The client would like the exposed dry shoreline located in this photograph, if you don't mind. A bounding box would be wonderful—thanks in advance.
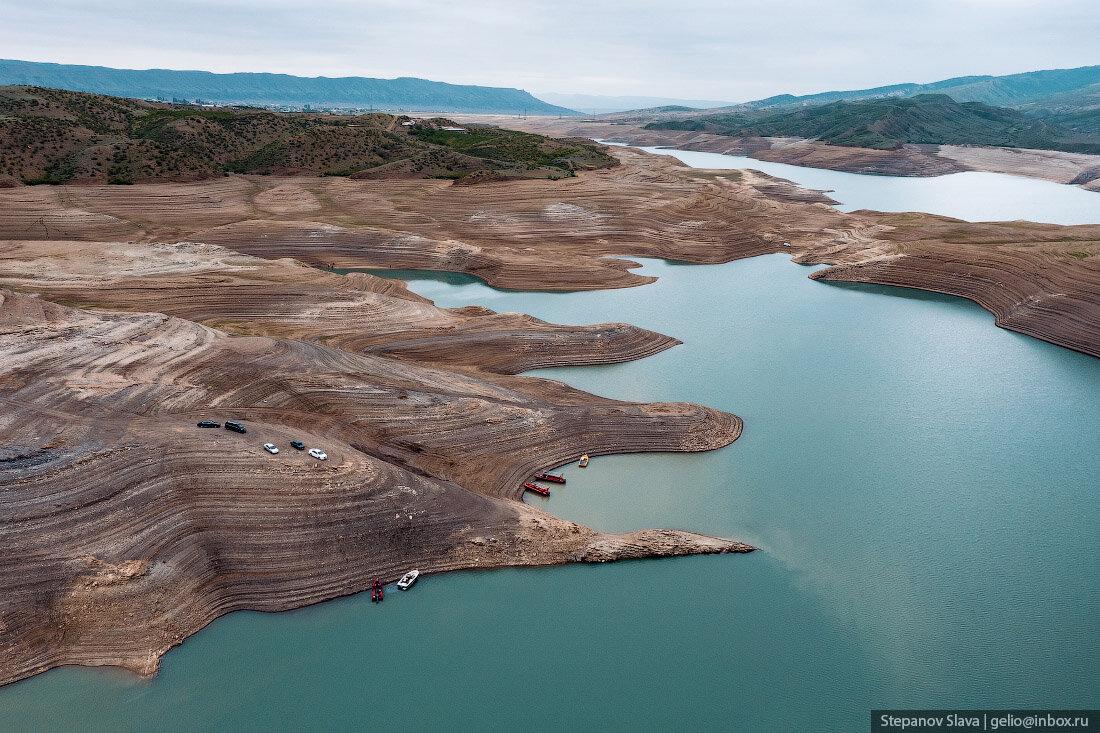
[0,287,748,687]
[3,140,1099,688]
[466,114,1100,189]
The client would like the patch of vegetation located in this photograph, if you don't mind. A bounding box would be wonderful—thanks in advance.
[0,86,615,184]
[704,171,743,182]
[411,123,615,173]
[321,167,366,177]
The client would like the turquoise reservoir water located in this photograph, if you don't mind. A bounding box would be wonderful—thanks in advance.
[627,145,1100,225]
[3,254,1097,732]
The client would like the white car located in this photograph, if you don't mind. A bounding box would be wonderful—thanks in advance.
[263,443,279,454]
[308,448,327,460]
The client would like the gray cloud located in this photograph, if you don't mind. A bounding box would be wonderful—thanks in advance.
[1,0,1097,101]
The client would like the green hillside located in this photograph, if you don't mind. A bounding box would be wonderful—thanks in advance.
[647,95,1100,153]
[712,65,1100,116]
[0,86,614,185]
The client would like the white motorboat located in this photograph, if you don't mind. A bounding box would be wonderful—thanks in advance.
[396,569,420,590]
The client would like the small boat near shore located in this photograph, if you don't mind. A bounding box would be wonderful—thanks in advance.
[396,569,420,590]
[533,472,565,484]
[371,578,383,602]
[578,454,589,467]
[523,481,549,496]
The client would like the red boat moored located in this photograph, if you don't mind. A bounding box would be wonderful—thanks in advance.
[523,482,549,496]
[371,578,383,602]
[533,472,566,484]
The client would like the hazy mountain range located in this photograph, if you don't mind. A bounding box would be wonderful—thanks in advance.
[717,65,1100,113]
[0,59,577,115]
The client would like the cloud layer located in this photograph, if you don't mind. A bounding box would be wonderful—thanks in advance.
[3,0,1097,101]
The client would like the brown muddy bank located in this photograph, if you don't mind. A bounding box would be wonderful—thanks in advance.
[0,289,748,687]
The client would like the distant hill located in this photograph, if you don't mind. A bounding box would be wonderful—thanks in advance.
[534,92,734,115]
[0,59,578,115]
[0,86,614,185]
[648,94,1100,154]
[715,65,1100,115]
[1018,83,1100,135]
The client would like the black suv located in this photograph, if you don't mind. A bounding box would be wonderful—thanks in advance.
[224,420,247,434]
[197,420,220,428]
[290,440,306,450]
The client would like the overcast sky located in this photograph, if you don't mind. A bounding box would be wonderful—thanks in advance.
[3,0,1098,102]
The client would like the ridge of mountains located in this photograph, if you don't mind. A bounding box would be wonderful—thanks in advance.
[0,59,577,115]
[647,93,1100,154]
[720,65,1100,114]
[630,66,1100,155]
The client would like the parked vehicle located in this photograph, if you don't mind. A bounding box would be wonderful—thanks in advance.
[290,440,305,450]
[224,421,247,433]
[197,420,220,428]
[263,443,279,454]
[308,448,327,460]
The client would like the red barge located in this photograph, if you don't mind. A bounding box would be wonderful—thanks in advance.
[533,472,566,484]
[523,482,549,496]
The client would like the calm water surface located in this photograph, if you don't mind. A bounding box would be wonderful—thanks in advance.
[625,144,1100,225]
[3,255,1097,732]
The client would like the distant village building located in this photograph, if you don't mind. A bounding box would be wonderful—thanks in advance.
[441,126,467,133]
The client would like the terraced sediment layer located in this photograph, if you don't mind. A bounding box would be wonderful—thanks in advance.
[0,240,679,374]
[2,145,1096,356]
[0,289,747,687]
[799,216,1100,357]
